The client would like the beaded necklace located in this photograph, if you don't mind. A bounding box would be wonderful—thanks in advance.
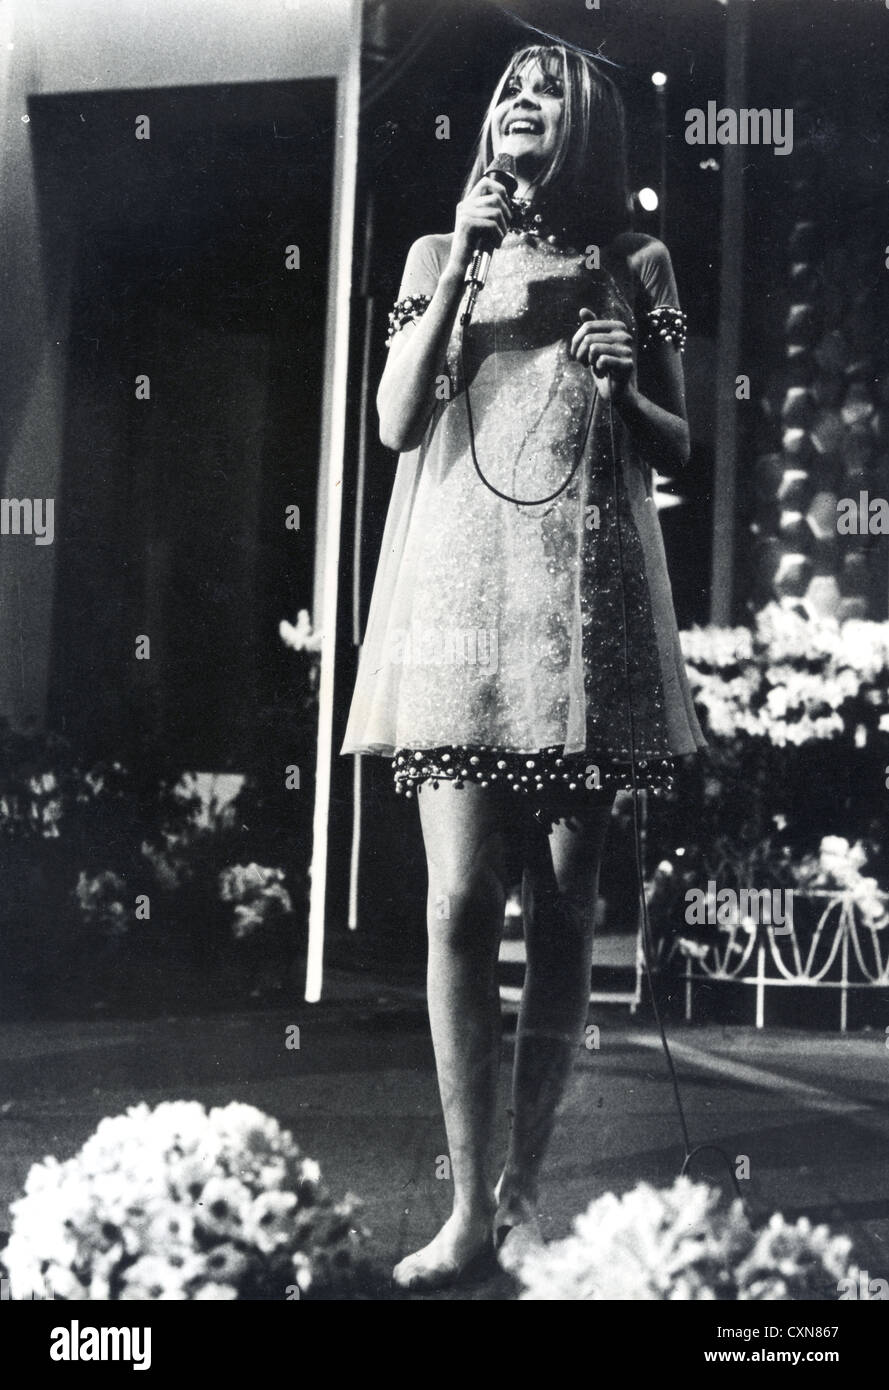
[507,195,577,251]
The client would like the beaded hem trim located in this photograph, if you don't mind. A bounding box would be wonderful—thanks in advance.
[642,305,687,353]
[386,294,432,346]
[392,745,675,798]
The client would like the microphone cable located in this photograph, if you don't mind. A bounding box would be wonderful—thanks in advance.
[459,335,594,507]
[604,382,746,1208]
[460,282,747,1210]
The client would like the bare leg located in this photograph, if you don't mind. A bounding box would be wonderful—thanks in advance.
[392,780,510,1290]
[496,796,615,1254]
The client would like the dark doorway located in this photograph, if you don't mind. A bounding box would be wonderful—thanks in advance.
[31,80,334,769]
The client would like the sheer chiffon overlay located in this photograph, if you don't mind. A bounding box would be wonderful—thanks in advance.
[341,228,705,775]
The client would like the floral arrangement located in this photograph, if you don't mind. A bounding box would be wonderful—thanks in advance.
[140,771,242,892]
[0,721,129,845]
[793,836,889,930]
[515,1177,855,1301]
[646,600,889,936]
[0,722,313,1015]
[279,608,323,656]
[218,863,293,940]
[279,609,322,700]
[679,601,889,748]
[73,870,128,937]
[3,1101,375,1301]
[0,769,64,839]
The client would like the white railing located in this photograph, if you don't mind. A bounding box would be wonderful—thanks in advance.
[674,889,889,1031]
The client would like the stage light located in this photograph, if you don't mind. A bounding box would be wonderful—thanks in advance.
[651,71,668,89]
[637,187,659,212]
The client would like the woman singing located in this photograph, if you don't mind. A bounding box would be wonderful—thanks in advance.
[342,42,705,1291]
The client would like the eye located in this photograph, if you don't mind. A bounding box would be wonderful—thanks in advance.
[502,70,562,101]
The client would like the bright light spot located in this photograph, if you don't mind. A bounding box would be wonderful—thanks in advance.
[651,71,668,89]
[637,187,659,212]
[654,485,685,512]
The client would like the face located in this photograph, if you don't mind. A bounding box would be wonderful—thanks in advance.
[491,57,565,181]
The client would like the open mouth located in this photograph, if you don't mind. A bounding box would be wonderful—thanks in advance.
[503,118,543,136]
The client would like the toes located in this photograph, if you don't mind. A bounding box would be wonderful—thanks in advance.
[392,1256,457,1292]
[392,1238,497,1291]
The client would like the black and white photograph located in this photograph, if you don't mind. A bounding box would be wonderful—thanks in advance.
[1,0,888,1341]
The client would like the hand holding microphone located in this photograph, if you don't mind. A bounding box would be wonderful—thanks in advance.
[570,310,635,402]
[449,154,517,324]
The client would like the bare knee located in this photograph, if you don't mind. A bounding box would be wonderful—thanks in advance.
[524,876,594,947]
[426,873,505,953]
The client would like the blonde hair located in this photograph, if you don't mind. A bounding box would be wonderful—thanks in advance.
[462,44,629,247]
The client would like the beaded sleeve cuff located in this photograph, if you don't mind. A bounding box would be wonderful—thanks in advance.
[386,293,432,346]
[642,306,687,353]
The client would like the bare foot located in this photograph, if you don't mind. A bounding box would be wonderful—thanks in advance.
[494,1173,538,1228]
[495,1214,545,1273]
[392,1210,496,1292]
[494,1179,545,1273]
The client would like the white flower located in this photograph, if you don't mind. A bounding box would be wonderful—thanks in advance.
[84,768,106,796]
[680,602,889,751]
[118,1255,191,1300]
[515,1178,853,1301]
[4,1101,367,1301]
[680,624,754,668]
[792,839,889,927]
[195,1177,249,1240]
[735,1213,853,1300]
[218,864,293,940]
[677,938,710,961]
[73,870,128,929]
[279,609,323,653]
[244,1191,299,1254]
[765,685,789,719]
[855,879,889,930]
[837,620,889,683]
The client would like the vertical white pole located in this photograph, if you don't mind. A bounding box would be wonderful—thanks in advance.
[840,918,849,1034]
[346,275,376,934]
[755,942,765,1029]
[348,752,362,930]
[305,2,363,1001]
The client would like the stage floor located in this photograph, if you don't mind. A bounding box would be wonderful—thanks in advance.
[2,965,887,1300]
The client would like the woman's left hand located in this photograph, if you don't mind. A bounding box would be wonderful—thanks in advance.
[569,311,635,401]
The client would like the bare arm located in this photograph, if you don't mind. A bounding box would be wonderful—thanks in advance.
[570,237,691,471]
[376,264,467,453]
[570,277,690,473]
[616,339,690,470]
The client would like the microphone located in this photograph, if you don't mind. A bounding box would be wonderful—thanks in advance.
[461,154,518,324]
